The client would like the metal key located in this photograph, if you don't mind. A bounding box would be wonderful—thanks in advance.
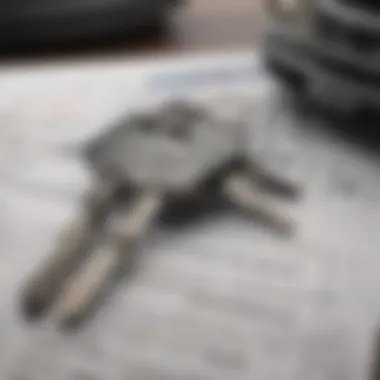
[21,100,301,327]
[21,181,117,320]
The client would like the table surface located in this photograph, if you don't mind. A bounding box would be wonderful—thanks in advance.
[0,52,380,380]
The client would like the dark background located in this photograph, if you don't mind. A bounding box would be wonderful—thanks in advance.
[0,0,260,64]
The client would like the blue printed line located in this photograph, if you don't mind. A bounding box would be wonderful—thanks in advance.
[147,62,263,92]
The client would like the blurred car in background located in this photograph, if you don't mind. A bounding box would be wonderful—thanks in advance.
[263,0,380,117]
[0,0,182,47]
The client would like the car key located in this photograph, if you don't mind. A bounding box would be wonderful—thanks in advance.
[21,100,301,327]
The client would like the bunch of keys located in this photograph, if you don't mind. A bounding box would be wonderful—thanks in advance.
[21,100,301,328]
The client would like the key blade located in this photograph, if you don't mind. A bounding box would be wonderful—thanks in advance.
[224,173,295,237]
[50,191,164,328]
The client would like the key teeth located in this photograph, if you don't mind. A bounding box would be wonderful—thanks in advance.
[224,173,298,237]
[247,160,303,201]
